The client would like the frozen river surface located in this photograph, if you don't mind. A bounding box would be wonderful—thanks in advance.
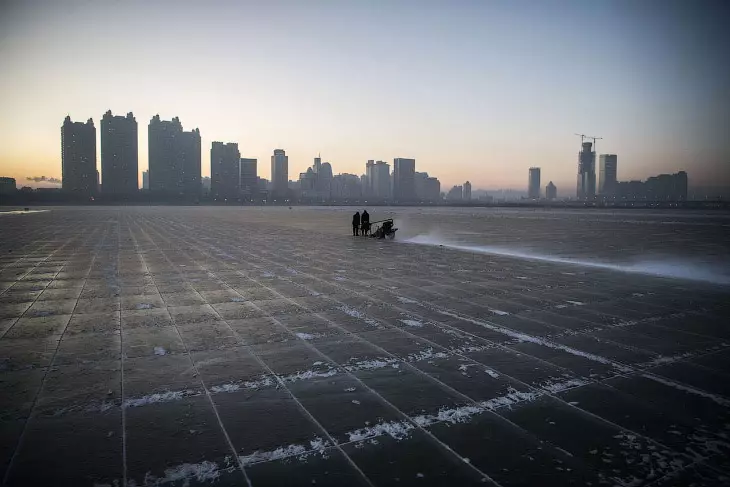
[0,206,729,486]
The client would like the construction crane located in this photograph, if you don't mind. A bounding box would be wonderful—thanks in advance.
[574,133,603,153]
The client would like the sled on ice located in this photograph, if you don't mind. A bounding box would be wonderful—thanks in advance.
[369,219,398,239]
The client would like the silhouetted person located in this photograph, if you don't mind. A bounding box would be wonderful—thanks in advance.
[361,210,370,236]
[352,211,360,236]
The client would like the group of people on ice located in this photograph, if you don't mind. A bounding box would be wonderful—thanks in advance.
[352,210,370,236]
[352,210,396,239]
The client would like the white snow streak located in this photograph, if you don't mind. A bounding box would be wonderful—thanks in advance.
[239,437,331,466]
[345,357,400,371]
[400,319,423,328]
[140,460,221,486]
[436,309,632,372]
[642,374,730,406]
[347,420,415,442]
[123,390,199,408]
[489,309,510,316]
[539,377,590,393]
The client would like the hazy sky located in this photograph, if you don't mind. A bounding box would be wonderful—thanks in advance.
[0,0,727,192]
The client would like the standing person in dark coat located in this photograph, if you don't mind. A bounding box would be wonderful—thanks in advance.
[352,211,360,236]
[361,210,370,236]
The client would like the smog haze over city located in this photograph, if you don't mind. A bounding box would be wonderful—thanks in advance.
[2,2,730,487]
[0,0,728,194]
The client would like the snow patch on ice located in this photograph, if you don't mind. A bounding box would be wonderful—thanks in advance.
[489,309,510,316]
[239,444,306,466]
[345,357,400,371]
[296,332,315,340]
[412,389,541,428]
[485,369,500,379]
[153,346,167,356]
[347,420,415,442]
[566,300,585,306]
[136,303,154,310]
[210,376,275,393]
[400,319,423,328]
[406,348,449,362]
[140,460,221,486]
[397,296,418,304]
[539,377,590,393]
[124,389,199,408]
[336,305,379,325]
[282,368,338,382]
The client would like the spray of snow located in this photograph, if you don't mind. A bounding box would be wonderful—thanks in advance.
[404,235,730,285]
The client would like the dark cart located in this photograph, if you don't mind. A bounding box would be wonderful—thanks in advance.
[369,219,398,239]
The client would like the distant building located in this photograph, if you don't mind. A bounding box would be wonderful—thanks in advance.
[331,173,362,200]
[414,172,429,201]
[393,158,416,201]
[201,176,211,195]
[599,154,618,196]
[240,158,258,199]
[317,162,333,197]
[148,115,201,197]
[446,185,463,201]
[616,171,687,201]
[577,142,596,199]
[271,149,289,199]
[210,142,240,200]
[528,168,541,199]
[425,177,441,202]
[101,110,138,195]
[61,116,97,196]
[0,177,16,194]
[364,160,375,197]
[142,170,149,190]
[546,181,557,200]
[372,161,391,200]
[464,181,472,201]
[299,167,317,196]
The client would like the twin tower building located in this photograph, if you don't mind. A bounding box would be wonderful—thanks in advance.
[61,112,252,199]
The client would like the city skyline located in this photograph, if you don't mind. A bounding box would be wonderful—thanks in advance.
[1,1,727,191]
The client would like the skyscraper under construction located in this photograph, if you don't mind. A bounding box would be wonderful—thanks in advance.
[577,141,596,200]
